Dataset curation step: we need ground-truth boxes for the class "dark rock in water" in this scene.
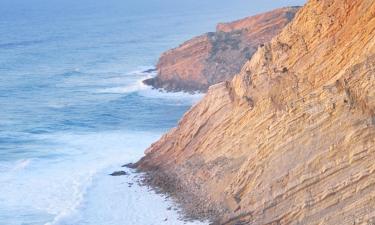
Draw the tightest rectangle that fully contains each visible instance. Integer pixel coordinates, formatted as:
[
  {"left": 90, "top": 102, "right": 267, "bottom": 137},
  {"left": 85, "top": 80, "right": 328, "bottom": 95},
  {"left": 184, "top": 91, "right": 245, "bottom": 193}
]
[
  {"left": 122, "top": 163, "right": 137, "bottom": 169},
  {"left": 143, "top": 68, "right": 157, "bottom": 73},
  {"left": 109, "top": 171, "right": 128, "bottom": 176},
  {"left": 142, "top": 77, "right": 156, "bottom": 86}
]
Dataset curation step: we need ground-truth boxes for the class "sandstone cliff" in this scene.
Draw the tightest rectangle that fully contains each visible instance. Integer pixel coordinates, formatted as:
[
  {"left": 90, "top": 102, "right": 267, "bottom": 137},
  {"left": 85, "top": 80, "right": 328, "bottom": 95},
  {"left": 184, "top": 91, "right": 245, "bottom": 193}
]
[
  {"left": 143, "top": 7, "right": 299, "bottom": 92},
  {"left": 138, "top": 0, "right": 375, "bottom": 224}
]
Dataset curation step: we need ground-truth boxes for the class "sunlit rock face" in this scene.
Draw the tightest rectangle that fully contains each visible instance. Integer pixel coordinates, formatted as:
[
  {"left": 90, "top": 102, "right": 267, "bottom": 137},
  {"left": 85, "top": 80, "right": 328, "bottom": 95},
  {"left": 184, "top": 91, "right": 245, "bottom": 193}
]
[
  {"left": 137, "top": 0, "right": 375, "bottom": 224},
  {"left": 143, "top": 7, "right": 300, "bottom": 92}
]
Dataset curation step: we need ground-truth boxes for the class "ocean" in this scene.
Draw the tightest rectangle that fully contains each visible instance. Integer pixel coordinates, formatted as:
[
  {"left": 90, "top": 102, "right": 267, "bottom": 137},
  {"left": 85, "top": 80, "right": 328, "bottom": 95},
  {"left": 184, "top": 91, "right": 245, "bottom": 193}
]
[{"left": 0, "top": 0, "right": 305, "bottom": 224}]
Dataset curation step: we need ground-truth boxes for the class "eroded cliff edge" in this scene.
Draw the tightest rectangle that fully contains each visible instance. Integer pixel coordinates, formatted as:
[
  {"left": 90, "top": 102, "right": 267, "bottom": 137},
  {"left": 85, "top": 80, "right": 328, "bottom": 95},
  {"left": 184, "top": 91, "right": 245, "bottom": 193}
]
[
  {"left": 143, "top": 7, "right": 299, "bottom": 92},
  {"left": 137, "top": 0, "right": 375, "bottom": 224}
]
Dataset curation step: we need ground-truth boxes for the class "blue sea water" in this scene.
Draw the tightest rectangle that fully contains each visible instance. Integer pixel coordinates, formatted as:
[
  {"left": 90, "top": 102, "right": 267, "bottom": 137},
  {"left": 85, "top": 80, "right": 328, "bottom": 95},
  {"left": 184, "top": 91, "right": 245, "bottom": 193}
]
[{"left": 0, "top": 0, "right": 306, "bottom": 224}]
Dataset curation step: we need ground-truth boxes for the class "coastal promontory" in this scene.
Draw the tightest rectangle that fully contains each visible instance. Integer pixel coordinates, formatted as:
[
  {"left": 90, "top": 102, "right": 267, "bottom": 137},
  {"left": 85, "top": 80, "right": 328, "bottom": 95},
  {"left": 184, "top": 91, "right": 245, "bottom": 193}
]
[{"left": 144, "top": 7, "right": 299, "bottom": 92}]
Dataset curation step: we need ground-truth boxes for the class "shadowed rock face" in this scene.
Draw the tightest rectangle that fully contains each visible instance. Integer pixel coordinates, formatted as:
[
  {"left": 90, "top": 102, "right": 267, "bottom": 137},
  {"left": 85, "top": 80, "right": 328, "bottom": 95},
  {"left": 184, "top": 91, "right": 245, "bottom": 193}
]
[
  {"left": 143, "top": 7, "right": 300, "bottom": 92},
  {"left": 137, "top": 0, "right": 375, "bottom": 224}
]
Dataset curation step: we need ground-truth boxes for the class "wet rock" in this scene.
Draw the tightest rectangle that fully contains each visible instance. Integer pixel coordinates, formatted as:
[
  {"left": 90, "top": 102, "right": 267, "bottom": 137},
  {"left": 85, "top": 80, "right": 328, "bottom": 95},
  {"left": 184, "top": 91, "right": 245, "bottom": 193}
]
[
  {"left": 109, "top": 171, "right": 128, "bottom": 176},
  {"left": 122, "top": 163, "right": 137, "bottom": 169},
  {"left": 143, "top": 68, "right": 157, "bottom": 73}
]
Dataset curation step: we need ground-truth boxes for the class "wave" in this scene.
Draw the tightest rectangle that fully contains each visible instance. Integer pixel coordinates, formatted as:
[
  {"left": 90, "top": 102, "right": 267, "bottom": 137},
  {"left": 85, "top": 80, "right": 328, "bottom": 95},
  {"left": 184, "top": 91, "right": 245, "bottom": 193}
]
[
  {"left": 12, "top": 159, "right": 32, "bottom": 171},
  {"left": 44, "top": 170, "right": 96, "bottom": 225},
  {"left": 96, "top": 77, "right": 150, "bottom": 94},
  {"left": 0, "top": 39, "right": 51, "bottom": 49},
  {"left": 33, "top": 131, "right": 161, "bottom": 225},
  {"left": 0, "top": 159, "right": 32, "bottom": 174},
  {"left": 97, "top": 79, "right": 205, "bottom": 105},
  {"left": 95, "top": 67, "right": 156, "bottom": 94},
  {"left": 95, "top": 67, "right": 205, "bottom": 104},
  {"left": 139, "top": 88, "right": 204, "bottom": 104}
]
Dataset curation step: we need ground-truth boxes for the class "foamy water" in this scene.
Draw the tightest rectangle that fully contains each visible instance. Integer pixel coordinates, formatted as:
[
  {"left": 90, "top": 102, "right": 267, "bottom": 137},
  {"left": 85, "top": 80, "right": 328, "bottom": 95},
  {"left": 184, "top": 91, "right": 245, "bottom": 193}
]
[
  {"left": 0, "top": 62, "right": 206, "bottom": 224},
  {"left": 0, "top": 107, "right": 207, "bottom": 225},
  {"left": 96, "top": 70, "right": 205, "bottom": 104}
]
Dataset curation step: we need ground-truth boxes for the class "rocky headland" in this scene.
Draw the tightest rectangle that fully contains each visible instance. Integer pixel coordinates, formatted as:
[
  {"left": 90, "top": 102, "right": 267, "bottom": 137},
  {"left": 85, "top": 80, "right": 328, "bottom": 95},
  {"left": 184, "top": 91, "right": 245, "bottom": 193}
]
[
  {"left": 136, "top": 0, "right": 375, "bottom": 224},
  {"left": 143, "top": 7, "right": 300, "bottom": 92}
]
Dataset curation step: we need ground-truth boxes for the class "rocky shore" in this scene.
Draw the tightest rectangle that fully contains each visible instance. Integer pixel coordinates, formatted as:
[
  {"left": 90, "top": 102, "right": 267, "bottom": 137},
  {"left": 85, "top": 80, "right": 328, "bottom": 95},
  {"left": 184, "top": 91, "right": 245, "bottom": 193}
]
[
  {"left": 143, "top": 7, "right": 299, "bottom": 92},
  {"left": 139, "top": 169, "right": 222, "bottom": 222},
  {"left": 137, "top": 0, "right": 375, "bottom": 224}
]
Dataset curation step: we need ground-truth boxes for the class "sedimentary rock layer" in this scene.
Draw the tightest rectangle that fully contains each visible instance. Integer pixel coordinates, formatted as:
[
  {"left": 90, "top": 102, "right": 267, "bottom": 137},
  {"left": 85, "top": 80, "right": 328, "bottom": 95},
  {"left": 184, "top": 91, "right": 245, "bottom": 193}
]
[
  {"left": 138, "top": 0, "right": 375, "bottom": 224},
  {"left": 143, "top": 7, "right": 299, "bottom": 92}
]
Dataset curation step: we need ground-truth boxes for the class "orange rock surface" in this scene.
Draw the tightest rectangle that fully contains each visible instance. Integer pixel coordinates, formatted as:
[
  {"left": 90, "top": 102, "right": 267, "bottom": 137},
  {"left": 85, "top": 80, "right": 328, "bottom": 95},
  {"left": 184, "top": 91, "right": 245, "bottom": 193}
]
[
  {"left": 144, "top": 7, "right": 299, "bottom": 92},
  {"left": 138, "top": 0, "right": 375, "bottom": 224}
]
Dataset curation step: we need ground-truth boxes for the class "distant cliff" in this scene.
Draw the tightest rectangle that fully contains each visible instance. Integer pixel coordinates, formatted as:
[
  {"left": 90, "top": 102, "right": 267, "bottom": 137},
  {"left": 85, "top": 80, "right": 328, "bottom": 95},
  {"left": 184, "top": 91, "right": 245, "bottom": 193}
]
[
  {"left": 143, "top": 7, "right": 299, "bottom": 92},
  {"left": 137, "top": 0, "right": 375, "bottom": 224}
]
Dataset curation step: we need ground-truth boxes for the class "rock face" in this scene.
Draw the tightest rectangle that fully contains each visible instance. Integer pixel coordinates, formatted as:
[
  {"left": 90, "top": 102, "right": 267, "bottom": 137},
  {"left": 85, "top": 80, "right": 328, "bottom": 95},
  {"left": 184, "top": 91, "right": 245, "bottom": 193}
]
[
  {"left": 137, "top": 0, "right": 375, "bottom": 224},
  {"left": 143, "top": 7, "right": 300, "bottom": 92}
]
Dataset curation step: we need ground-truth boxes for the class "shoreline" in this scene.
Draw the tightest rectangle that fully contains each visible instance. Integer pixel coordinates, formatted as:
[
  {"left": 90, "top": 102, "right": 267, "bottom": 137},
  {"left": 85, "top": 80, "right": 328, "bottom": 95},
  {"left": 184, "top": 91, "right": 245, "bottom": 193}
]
[
  {"left": 126, "top": 163, "right": 227, "bottom": 225},
  {"left": 142, "top": 77, "right": 208, "bottom": 94},
  {"left": 139, "top": 170, "right": 220, "bottom": 224},
  {"left": 140, "top": 67, "right": 207, "bottom": 94}
]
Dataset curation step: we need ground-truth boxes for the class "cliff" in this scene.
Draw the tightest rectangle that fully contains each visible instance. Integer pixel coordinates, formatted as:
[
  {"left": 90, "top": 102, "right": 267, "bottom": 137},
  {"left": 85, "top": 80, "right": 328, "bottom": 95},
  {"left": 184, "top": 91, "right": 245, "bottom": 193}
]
[
  {"left": 137, "top": 0, "right": 375, "bottom": 224},
  {"left": 143, "top": 7, "right": 300, "bottom": 92}
]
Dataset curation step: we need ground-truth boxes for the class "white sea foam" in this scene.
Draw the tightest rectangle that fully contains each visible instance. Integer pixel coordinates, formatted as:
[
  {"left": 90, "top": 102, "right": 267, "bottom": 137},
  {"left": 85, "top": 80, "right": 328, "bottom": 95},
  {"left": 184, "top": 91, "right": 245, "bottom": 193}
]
[
  {"left": 72, "top": 166, "right": 209, "bottom": 225},
  {"left": 95, "top": 68, "right": 155, "bottom": 94},
  {"left": 44, "top": 170, "right": 95, "bottom": 225},
  {"left": 12, "top": 159, "right": 32, "bottom": 171},
  {"left": 139, "top": 88, "right": 204, "bottom": 105},
  {"left": 0, "top": 131, "right": 207, "bottom": 225},
  {"left": 0, "top": 159, "right": 32, "bottom": 182},
  {"left": 96, "top": 77, "right": 150, "bottom": 94},
  {"left": 96, "top": 68, "right": 205, "bottom": 105}
]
